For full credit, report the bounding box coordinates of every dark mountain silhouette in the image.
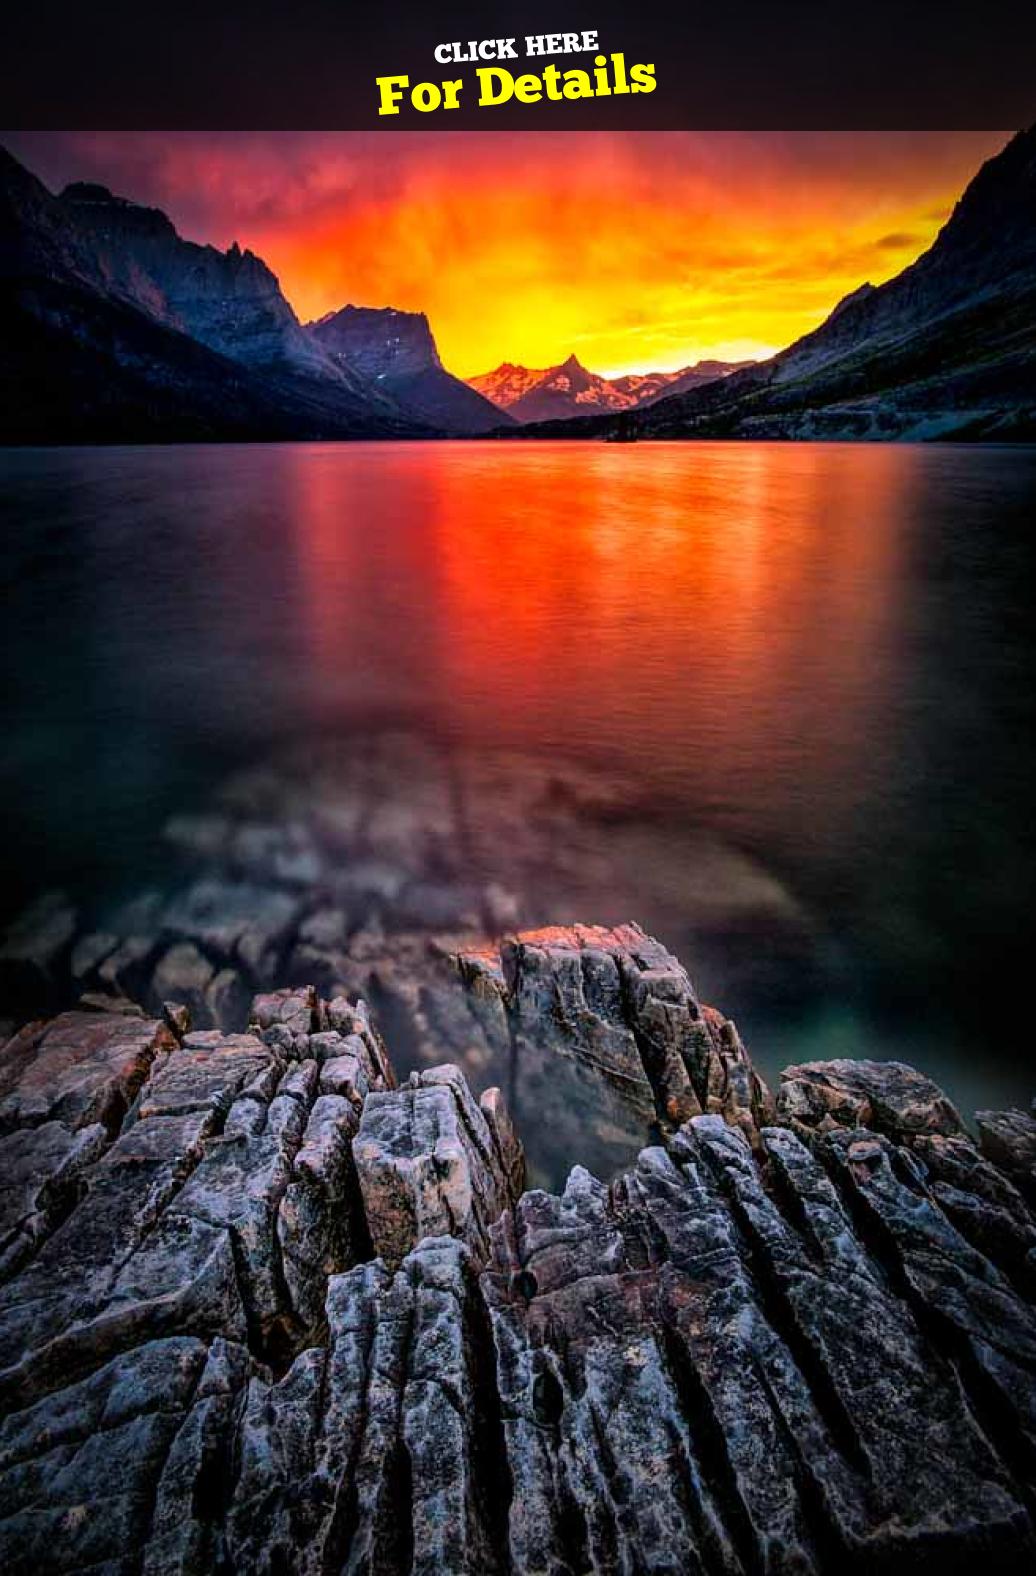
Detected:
[0,147,430,442]
[511,128,1036,442]
[309,305,509,434]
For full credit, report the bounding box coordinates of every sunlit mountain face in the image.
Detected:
[3,129,1007,378]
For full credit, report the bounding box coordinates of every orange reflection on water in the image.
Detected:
[287,440,912,852]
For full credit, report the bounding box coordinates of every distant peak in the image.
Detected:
[559,353,585,372]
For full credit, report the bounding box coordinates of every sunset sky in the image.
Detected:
[6,130,1010,377]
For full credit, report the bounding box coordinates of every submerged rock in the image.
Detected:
[0,892,78,1006]
[0,931,1034,1572]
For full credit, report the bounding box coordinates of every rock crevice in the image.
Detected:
[1,924,1035,1572]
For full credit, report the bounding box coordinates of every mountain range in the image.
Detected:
[2,128,1034,443]
[510,126,1036,442]
[0,151,419,442]
[0,149,507,442]
[468,354,753,423]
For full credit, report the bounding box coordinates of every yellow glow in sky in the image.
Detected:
[9,129,1010,377]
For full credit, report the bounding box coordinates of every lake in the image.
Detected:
[2,440,1035,1181]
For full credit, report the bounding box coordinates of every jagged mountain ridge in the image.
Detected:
[309,305,509,435]
[470,353,634,422]
[508,353,634,422]
[611,357,757,404]
[467,360,547,409]
[762,124,1036,389]
[58,180,365,391]
[469,352,752,422]
[0,147,435,442]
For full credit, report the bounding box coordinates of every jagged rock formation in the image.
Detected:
[0,734,817,1190]
[457,923,774,1142]
[0,983,521,1406]
[776,1056,964,1143]
[354,1066,523,1268]
[2,926,1036,1572]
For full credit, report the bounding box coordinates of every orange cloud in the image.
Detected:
[6,130,1009,377]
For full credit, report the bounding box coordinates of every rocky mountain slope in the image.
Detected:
[610,357,756,405]
[309,305,509,434]
[516,127,1036,442]
[59,181,361,387]
[466,360,548,409]
[494,353,634,423]
[469,353,750,423]
[0,147,430,442]
[1,924,1035,1572]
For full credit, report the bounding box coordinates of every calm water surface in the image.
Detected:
[2,440,1035,1130]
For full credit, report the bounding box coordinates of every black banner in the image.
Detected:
[5,0,1036,129]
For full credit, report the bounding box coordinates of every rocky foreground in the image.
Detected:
[2,923,1036,1573]
[0,734,819,1191]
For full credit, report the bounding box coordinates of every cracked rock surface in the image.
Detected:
[0,734,821,1191]
[1,924,1035,1573]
